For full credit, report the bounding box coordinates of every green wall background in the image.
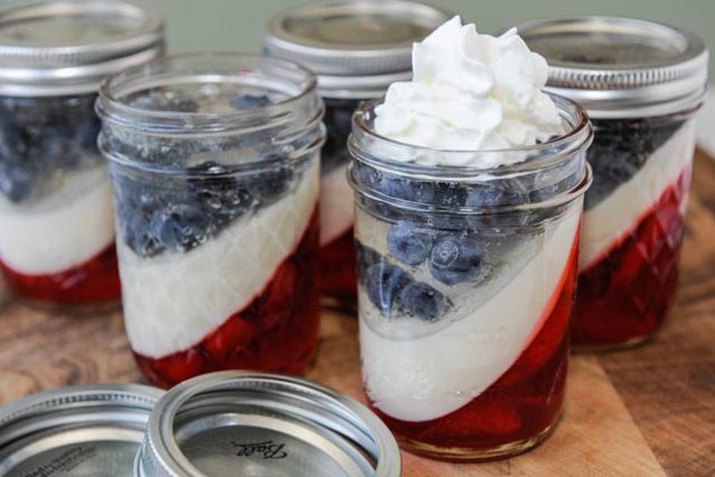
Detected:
[141,0,714,78]
[0,0,712,77]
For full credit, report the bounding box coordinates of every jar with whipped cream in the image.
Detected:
[96,53,325,388]
[349,18,592,460]
[264,0,451,306]
[0,1,163,307]
[519,17,709,349]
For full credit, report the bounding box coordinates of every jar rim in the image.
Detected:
[349,94,593,177]
[0,0,165,97]
[96,51,320,134]
[516,16,709,118]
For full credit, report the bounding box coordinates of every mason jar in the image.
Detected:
[349,96,592,461]
[96,53,325,388]
[264,0,451,306]
[0,0,163,308]
[519,17,709,349]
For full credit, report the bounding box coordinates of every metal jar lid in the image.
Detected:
[0,0,164,97]
[136,371,401,477]
[517,16,709,118]
[0,384,163,476]
[264,0,452,98]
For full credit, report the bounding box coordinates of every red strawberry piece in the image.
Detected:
[261,260,298,332]
[420,395,522,444]
[203,313,258,363]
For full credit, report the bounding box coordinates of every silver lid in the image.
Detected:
[136,371,401,477]
[0,0,164,96]
[0,384,163,476]
[264,0,451,98]
[517,16,709,118]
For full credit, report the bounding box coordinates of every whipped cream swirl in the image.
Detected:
[374,16,563,166]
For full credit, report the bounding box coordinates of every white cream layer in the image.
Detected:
[580,121,696,271]
[121,162,319,358]
[360,204,580,422]
[0,166,115,275]
[320,164,354,246]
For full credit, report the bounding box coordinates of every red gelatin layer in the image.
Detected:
[373,237,579,458]
[0,244,121,305]
[320,227,357,303]
[135,209,321,388]
[573,166,690,347]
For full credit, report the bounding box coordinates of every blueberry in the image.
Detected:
[0,124,37,202]
[195,182,252,218]
[594,157,640,182]
[0,162,34,202]
[324,98,358,138]
[356,242,381,275]
[466,185,511,208]
[429,235,487,285]
[187,161,253,219]
[387,221,434,266]
[172,98,200,113]
[433,183,468,208]
[529,184,560,204]
[400,282,448,321]
[40,133,81,169]
[76,116,101,153]
[251,158,293,205]
[150,203,210,252]
[381,177,435,203]
[364,262,412,314]
[123,213,162,257]
[322,99,359,173]
[231,94,271,110]
[465,185,531,230]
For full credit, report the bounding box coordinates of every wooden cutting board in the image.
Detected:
[0,152,714,476]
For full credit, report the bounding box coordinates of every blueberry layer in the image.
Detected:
[0,94,101,204]
[120,159,319,358]
[585,117,685,210]
[580,120,695,270]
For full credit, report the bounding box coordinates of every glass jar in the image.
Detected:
[96,53,325,388]
[348,96,592,460]
[264,0,451,306]
[0,1,163,308]
[519,17,709,349]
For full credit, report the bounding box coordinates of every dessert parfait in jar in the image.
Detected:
[0,1,163,307]
[519,17,709,349]
[264,0,451,305]
[349,17,592,460]
[96,53,325,388]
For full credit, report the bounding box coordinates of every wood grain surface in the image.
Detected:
[0,152,713,476]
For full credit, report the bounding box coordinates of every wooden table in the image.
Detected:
[1,152,714,477]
